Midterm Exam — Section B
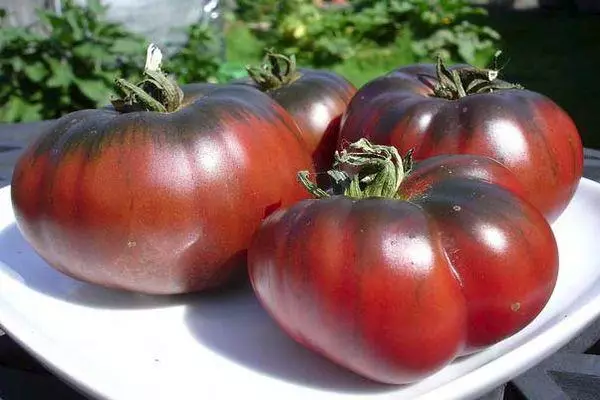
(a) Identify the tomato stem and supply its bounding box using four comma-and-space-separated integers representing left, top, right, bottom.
297, 171, 330, 198
111, 44, 184, 113
246, 49, 302, 91
298, 139, 413, 200
432, 55, 523, 100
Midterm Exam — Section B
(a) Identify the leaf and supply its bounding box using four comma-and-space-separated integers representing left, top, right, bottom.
18, 102, 43, 122
457, 39, 476, 64
390, 0, 415, 14
35, 11, 53, 30
24, 62, 47, 82
86, 0, 107, 17
482, 26, 501, 40
65, 9, 84, 41
0, 97, 27, 122
46, 59, 75, 88
10, 57, 25, 72
72, 42, 104, 59
75, 78, 111, 104
46, 13, 69, 32
111, 37, 146, 55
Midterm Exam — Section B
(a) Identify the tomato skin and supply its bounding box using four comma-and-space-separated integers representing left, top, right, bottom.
248, 155, 558, 384
11, 85, 314, 295
184, 69, 357, 173
338, 64, 583, 221
265, 69, 356, 172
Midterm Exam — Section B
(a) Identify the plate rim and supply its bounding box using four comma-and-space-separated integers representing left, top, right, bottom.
1, 179, 600, 400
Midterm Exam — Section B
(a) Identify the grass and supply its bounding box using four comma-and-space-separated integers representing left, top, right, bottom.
225, 8, 600, 149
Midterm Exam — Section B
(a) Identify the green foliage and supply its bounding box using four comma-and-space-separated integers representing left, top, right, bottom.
0, 0, 147, 122
164, 22, 247, 84
0, 1, 238, 123
240, 0, 501, 68
332, 34, 418, 86
412, 20, 500, 66
0, 0, 502, 124
164, 22, 221, 84
233, 0, 280, 24
255, 0, 356, 67
393, 0, 501, 65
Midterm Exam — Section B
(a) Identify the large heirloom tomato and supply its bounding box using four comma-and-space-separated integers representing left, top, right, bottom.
248, 139, 558, 384
248, 50, 356, 173
11, 52, 314, 295
338, 59, 583, 221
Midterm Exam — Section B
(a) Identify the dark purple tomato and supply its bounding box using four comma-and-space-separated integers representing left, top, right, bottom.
11, 68, 314, 295
338, 59, 583, 221
249, 139, 558, 384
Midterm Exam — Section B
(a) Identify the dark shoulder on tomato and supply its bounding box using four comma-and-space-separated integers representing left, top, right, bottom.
191, 83, 302, 135
268, 68, 356, 104
29, 84, 299, 161
400, 154, 527, 202
382, 63, 491, 95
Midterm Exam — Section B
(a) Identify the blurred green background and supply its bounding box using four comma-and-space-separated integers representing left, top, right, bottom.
1, 0, 599, 148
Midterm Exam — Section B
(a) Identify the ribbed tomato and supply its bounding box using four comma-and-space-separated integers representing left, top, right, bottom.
338, 59, 583, 221
247, 50, 356, 173
248, 139, 558, 384
11, 52, 313, 295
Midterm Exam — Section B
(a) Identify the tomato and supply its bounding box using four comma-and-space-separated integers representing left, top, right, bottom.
338, 58, 583, 221
248, 139, 558, 384
248, 50, 356, 173
11, 52, 314, 295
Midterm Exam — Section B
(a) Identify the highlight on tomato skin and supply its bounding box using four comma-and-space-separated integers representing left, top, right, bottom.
10, 44, 315, 295
248, 139, 559, 385
337, 57, 583, 223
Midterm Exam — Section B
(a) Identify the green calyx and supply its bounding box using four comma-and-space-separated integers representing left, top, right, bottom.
246, 49, 302, 92
111, 44, 184, 113
298, 138, 413, 200
432, 52, 524, 100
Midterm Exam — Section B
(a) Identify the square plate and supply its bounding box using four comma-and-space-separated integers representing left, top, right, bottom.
0, 180, 599, 400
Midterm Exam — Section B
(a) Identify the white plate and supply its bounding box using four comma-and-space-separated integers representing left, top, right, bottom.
1, 180, 599, 400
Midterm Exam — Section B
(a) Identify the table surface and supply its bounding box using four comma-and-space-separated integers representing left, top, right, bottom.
1, 121, 600, 400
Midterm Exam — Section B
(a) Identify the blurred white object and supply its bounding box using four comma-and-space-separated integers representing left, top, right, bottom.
144, 43, 163, 72
72, 0, 223, 54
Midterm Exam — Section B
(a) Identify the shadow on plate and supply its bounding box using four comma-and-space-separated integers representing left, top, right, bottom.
183, 285, 396, 394
0, 224, 193, 310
